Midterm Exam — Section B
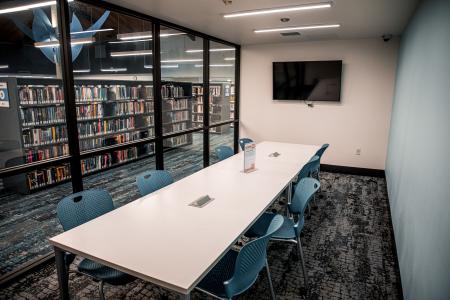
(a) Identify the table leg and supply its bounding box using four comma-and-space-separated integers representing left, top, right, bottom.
286, 181, 293, 218
54, 246, 70, 300
179, 292, 191, 300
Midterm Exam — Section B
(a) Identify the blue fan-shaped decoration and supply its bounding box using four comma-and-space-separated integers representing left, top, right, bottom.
11, 8, 110, 63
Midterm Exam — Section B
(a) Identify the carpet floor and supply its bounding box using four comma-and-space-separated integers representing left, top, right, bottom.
0, 172, 402, 300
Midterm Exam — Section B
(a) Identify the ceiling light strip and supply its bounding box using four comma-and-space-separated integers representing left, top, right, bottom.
34, 37, 95, 48
110, 50, 153, 57
109, 39, 152, 44
100, 68, 127, 72
224, 2, 332, 18
195, 64, 234, 68
0, 65, 9, 69
254, 24, 340, 33
144, 65, 179, 69
161, 59, 203, 63
117, 31, 187, 40
73, 69, 91, 73
71, 28, 114, 35
0, 0, 74, 15
186, 48, 235, 53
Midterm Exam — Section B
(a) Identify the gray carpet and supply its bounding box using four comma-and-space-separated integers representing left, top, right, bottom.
0, 172, 402, 300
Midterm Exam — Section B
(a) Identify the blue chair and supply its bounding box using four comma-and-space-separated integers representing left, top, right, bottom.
314, 143, 329, 161
56, 190, 134, 299
136, 170, 174, 197
310, 143, 329, 190
239, 138, 254, 151
246, 178, 320, 291
298, 155, 320, 181
215, 145, 234, 161
196, 214, 284, 300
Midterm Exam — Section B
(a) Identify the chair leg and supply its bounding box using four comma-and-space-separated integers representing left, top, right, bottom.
99, 280, 105, 300
265, 259, 276, 300
296, 236, 309, 290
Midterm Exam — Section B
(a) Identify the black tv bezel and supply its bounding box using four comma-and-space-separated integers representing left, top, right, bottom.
272, 60, 343, 102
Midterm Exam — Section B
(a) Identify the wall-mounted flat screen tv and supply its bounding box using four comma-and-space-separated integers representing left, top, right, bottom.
273, 60, 342, 101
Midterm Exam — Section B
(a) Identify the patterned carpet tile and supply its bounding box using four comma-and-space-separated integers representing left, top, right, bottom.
0, 172, 402, 300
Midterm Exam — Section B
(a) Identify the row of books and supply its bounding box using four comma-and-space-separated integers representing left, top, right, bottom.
192, 104, 204, 114
21, 106, 66, 126
162, 111, 189, 123
163, 134, 190, 147
26, 163, 71, 190
210, 86, 221, 97
163, 98, 189, 111
163, 122, 188, 134
23, 127, 68, 147
25, 145, 70, 164
77, 118, 136, 138
81, 154, 113, 175
19, 86, 64, 105
161, 85, 185, 98
109, 101, 154, 115
192, 115, 203, 123
75, 85, 153, 102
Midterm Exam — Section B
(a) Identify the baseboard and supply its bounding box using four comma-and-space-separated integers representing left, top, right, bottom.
321, 164, 385, 178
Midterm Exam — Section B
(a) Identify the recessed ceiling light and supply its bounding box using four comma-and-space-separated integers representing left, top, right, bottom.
161, 59, 203, 63
186, 48, 235, 53
73, 69, 91, 73
144, 64, 179, 69
117, 31, 186, 40
0, 0, 74, 15
34, 37, 95, 48
254, 24, 340, 33
224, 2, 332, 18
71, 28, 114, 35
109, 39, 152, 44
195, 64, 234, 67
110, 50, 153, 57
100, 68, 127, 72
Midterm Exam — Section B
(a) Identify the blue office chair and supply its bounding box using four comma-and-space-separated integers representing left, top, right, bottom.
196, 214, 284, 300
56, 190, 134, 299
239, 138, 254, 151
246, 177, 320, 291
215, 145, 234, 161
310, 143, 329, 191
136, 170, 174, 197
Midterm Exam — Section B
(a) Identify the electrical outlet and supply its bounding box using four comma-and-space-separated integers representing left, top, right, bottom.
355, 148, 361, 155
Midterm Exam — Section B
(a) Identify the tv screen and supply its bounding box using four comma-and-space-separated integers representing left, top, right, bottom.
273, 60, 342, 101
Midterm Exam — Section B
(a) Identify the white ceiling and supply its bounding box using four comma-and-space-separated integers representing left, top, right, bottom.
105, 0, 420, 45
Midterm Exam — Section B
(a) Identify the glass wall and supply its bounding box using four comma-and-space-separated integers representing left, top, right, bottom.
0, 0, 239, 279
0, 0, 71, 276
209, 41, 236, 125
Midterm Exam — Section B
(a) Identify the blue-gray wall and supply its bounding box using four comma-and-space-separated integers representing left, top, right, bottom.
386, 0, 450, 299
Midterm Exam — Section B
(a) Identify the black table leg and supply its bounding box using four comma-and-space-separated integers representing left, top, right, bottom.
54, 246, 70, 300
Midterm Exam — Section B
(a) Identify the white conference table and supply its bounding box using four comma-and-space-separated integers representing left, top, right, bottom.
49, 141, 319, 299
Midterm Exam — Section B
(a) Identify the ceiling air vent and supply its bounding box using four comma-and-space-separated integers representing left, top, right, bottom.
280, 32, 301, 37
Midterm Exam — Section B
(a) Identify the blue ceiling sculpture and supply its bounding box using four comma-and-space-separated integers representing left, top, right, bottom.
11, 8, 110, 63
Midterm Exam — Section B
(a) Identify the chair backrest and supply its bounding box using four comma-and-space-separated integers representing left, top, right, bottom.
239, 138, 254, 151
315, 143, 329, 159
223, 215, 284, 298
136, 170, 174, 197
298, 155, 320, 179
56, 189, 114, 231
215, 145, 234, 161
289, 177, 320, 216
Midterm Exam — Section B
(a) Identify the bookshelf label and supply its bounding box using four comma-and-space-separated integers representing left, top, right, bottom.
0, 82, 10, 108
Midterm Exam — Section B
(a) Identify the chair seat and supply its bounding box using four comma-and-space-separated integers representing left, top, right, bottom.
78, 258, 134, 285
196, 250, 239, 298
246, 213, 305, 240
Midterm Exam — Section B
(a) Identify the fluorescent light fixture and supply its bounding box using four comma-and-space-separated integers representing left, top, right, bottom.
224, 2, 332, 18
100, 68, 127, 72
195, 64, 234, 67
161, 59, 203, 63
110, 50, 153, 57
117, 31, 186, 40
254, 24, 340, 33
109, 39, 152, 44
71, 28, 114, 35
186, 48, 235, 53
73, 69, 90, 73
0, 65, 8, 69
0, 0, 73, 15
224, 57, 235, 61
144, 64, 179, 69
34, 37, 95, 48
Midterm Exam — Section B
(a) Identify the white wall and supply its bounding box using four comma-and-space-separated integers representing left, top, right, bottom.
240, 38, 399, 169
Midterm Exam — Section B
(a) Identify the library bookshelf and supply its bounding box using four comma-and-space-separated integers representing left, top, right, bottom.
3, 78, 196, 194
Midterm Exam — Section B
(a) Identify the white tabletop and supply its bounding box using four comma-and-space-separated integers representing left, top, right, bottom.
49, 141, 319, 294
